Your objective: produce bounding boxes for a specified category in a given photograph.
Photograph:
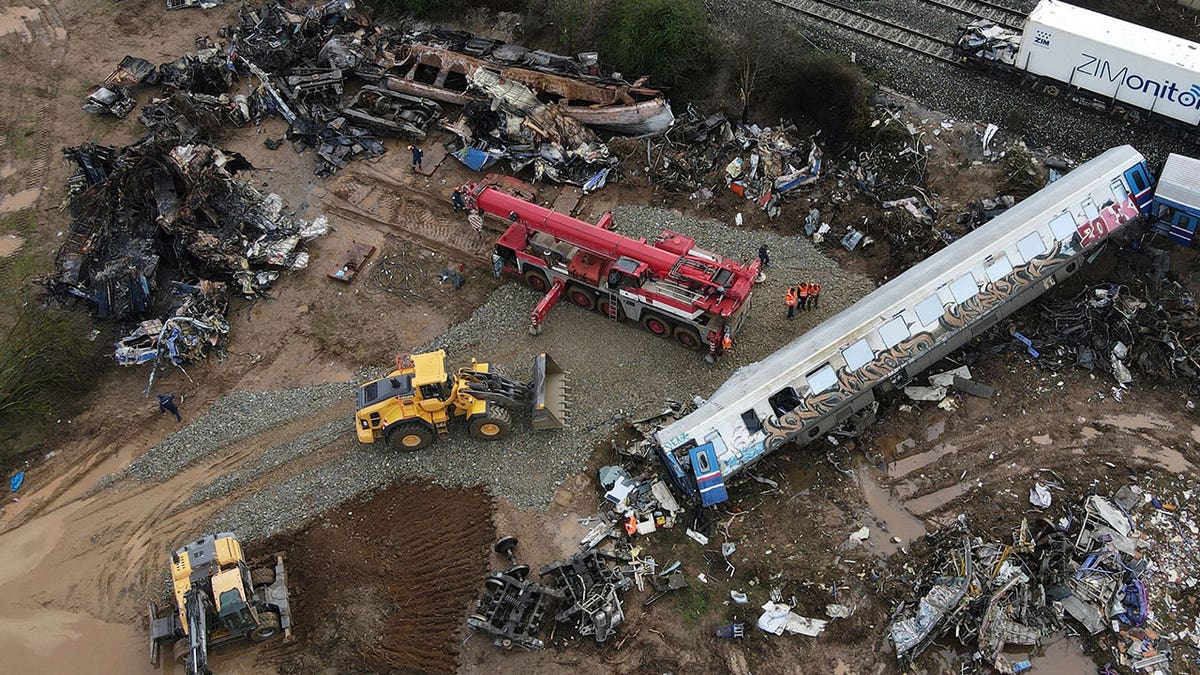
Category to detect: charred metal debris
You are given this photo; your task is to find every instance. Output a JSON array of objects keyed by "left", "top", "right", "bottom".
[
  {"left": 46, "top": 140, "right": 327, "bottom": 373},
  {"left": 82, "top": 1, "right": 674, "bottom": 185},
  {"left": 889, "top": 483, "right": 1199, "bottom": 673}
]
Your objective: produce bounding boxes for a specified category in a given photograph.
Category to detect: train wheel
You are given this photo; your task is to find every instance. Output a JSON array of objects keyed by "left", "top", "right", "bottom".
[
  {"left": 641, "top": 313, "right": 673, "bottom": 338},
  {"left": 567, "top": 286, "right": 596, "bottom": 310},
  {"left": 523, "top": 268, "right": 550, "bottom": 293},
  {"left": 673, "top": 325, "right": 703, "bottom": 351},
  {"left": 598, "top": 298, "right": 623, "bottom": 320}
]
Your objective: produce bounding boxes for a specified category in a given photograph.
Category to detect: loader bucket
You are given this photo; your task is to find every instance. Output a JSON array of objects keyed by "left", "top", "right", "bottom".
[{"left": 530, "top": 353, "right": 567, "bottom": 430}]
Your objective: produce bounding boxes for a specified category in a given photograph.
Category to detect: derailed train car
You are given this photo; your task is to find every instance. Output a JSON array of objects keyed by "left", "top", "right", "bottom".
[
  {"left": 958, "top": 0, "right": 1200, "bottom": 127},
  {"left": 655, "top": 145, "right": 1154, "bottom": 506}
]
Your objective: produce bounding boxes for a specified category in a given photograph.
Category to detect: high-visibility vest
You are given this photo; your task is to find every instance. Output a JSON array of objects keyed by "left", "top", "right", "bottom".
[
  {"left": 797, "top": 283, "right": 810, "bottom": 298},
  {"left": 722, "top": 335, "right": 733, "bottom": 350},
  {"left": 810, "top": 283, "right": 821, "bottom": 295},
  {"left": 785, "top": 290, "right": 797, "bottom": 307}
]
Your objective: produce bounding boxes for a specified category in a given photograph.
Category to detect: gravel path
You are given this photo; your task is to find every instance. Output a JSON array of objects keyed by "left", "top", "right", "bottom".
[
  {"left": 180, "top": 419, "right": 352, "bottom": 510},
  {"left": 103, "top": 383, "right": 351, "bottom": 486},
  {"left": 211, "top": 206, "right": 876, "bottom": 545},
  {"left": 711, "top": 0, "right": 1200, "bottom": 165}
]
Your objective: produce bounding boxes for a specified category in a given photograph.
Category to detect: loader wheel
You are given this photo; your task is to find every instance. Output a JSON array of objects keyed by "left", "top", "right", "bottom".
[
  {"left": 641, "top": 313, "right": 673, "bottom": 338},
  {"left": 173, "top": 638, "right": 189, "bottom": 664},
  {"left": 385, "top": 423, "right": 434, "bottom": 451},
  {"left": 469, "top": 406, "right": 512, "bottom": 441},
  {"left": 567, "top": 286, "right": 596, "bottom": 310},
  {"left": 673, "top": 324, "right": 703, "bottom": 351},
  {"left": 523, "top": 268, "right": 550, "bottom": 293},
  {"left": 250, "top": 612, "right": 281, "bottom": 642},
  {"left": 251, "top": 567, "right": 276, "bottom": 588}
]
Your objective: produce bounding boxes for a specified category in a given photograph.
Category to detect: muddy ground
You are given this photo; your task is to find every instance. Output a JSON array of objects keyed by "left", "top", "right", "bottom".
[{"left": 1, "top": 0, "right": 1199, "bottom": 674}]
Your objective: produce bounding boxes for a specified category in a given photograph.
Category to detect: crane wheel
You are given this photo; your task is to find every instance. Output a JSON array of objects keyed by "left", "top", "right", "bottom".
[
  {"left": 673, "top": 324, "right": 703, "bottom": 351},
  {"left": 567, "top": 286, "right": 596, "bottom": 310},
  {"left": 469, "top": 406, "right": 512, "bottom": 441},
  {"left": 251, "top": 567, "right": 276, "bottom": 588},
  {"left": 522, "top": 268, "right": 550, "bottom": 293},
  {"left": 250, "top": 612, "right": 281, "bottom": 642},
  {"left": 385, "top": 423, "right": 434, "bottom": 451},
  {"left": 640, "top": 313, "right": 673, "bottom": 338},
  {"left": 173, "top": 638, "right": 189, "bottom": 664},
  {"left": 598, "top": 298, "right": 623, "bottom": 320}
]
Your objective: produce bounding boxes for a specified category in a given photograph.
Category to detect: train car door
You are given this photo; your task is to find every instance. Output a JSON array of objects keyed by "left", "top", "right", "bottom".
[
  {"left": 1123, "top": 164, "right": 1154, "bottom": 212},
  {"left": 689, "top": 442, "right": 728, "bottom": 506}
]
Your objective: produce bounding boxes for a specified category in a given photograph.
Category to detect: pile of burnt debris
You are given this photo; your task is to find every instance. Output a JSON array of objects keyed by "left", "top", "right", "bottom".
[
  {"left": 983, "top": 243, "right": 1200, "bottom": 393},
  {"left": 889, "top": 483, "right": 1199, "bottom": 673},
  {"left": 44, "top": 140, "right": 326, "bottom": 373},
  {"left": 83, "top": 0, "right": 672, "bottom": 185}
]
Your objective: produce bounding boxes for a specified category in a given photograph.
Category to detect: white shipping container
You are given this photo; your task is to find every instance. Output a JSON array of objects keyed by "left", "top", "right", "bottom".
[{"left": 1013, "top": 0, "right": 1200, "bottom": 126}]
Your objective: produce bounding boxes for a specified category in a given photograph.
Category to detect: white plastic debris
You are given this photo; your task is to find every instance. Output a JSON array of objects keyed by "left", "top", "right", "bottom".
[
  {"left": 1030, "top": 482, "right": 1052, "bottom": 508},
  {"left": 731, "top": 590, "right": 749, "bottom": 604},
  {"left": 686, "top": 529, "right": 709, "bottom": 546},
  {"left": 848, "top": 526, "right": 870, "bottom": 544}
]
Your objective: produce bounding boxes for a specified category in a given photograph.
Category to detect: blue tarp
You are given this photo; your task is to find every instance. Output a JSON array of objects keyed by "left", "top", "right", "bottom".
[{"left": 10, "top": 471, "right": 25, "bottom": 493}]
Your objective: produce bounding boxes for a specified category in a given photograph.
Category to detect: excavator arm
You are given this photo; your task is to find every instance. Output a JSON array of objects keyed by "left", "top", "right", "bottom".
[{"left": 184, "top": 586, "right": 212, "bottom": 675}]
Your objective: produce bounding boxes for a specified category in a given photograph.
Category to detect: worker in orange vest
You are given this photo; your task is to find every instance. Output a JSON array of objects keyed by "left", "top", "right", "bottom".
[
  {"left": 722, "top": 332, "right": 733, "bottom": 354},
  {"left": 785, "top": 287, "right": 797, "bottom": 319},
  {"left": 796, "top": 282, "right": 810, "bottom": 311},
  {"left": 809, "top": 281, "right": 821, "bottom": 309}
]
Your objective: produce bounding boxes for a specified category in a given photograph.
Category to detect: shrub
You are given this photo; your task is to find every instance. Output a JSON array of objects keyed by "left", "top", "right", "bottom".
[
  {"left": 602, "top": 0, "right": 717, "bottom": 100},
  {"left": 781, "top": 54, "right": 873, "bottom": 149}
]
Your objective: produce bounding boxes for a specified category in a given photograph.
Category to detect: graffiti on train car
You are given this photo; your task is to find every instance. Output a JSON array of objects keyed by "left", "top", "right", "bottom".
[{"left": 761, "top": 239, "right": 1074, "bottom": 452}]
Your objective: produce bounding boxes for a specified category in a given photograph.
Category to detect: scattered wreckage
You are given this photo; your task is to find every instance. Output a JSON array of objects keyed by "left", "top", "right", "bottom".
[
  {"left": 890, "top": 485, "right": 1197, "bottom": 673},
  {"left": 44, "top": 139, "right": 326, "bottom": 375}
]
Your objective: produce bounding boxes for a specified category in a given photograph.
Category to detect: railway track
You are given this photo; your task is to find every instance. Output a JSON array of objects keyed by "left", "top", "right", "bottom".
[
  {"left": 769, "top": 0, "right": 959, "bottom": 64},
  {"left": 920, "top": 0, "right": 1026, "bottom": 30}
]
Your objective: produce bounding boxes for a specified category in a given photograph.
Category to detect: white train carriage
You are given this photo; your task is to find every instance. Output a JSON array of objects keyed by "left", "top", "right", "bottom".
[{"left": 655, "top": 146, "right": 1153, "bottom": 506}]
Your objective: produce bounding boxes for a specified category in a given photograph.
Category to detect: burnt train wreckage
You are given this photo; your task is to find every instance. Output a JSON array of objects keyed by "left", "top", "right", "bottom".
[{"left": 654, "top": 146, "right": 1155, "bottom": 505}]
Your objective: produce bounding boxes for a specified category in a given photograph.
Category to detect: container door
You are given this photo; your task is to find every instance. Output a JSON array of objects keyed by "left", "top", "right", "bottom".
[{"left": 689, "top": 442, "right": 728, "bottom": 506}]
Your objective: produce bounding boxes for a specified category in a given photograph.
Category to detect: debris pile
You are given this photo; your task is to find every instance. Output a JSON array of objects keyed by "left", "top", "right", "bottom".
[
  {"left": 889, "top": 485, "right": 1200, "bottom": 672},
  {"left": 987, "top": 272, "right": 1200, "bottom": 390},
  {"left": 956, "top": 20, "right": 1022, "bottom": 66},
  {"left": 46, "top": 139, "right": 326, "bottom": 370}
]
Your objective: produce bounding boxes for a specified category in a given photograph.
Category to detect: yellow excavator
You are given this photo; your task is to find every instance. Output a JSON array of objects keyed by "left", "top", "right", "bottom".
[
  {"left": 355, "top": 349, "right": 567, "bottom": 450},
  {"left": 148, "top": 533, "right": 291, "bottom": 675}
]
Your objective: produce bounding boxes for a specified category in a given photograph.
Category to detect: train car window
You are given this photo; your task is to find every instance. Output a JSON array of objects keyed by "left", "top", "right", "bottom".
[
  {"left": 1017, "top": 232, "right": 1046, "bottom": 261},
  {"left": 768, "top": 387, "right": 803, "bottom": 416},
  {"left": 915, "top": 295, "right": 944, "bottom": 326},
  {"left": 694, "top": 449, "right": 712, "bottom": 473},
  {"left": 949, "top": 273, "right": 979, "bottom": 304},
  {"left": 879, "top": 316, "right": 909, "bottom": 348},
  {"left": 1111, "top": 179, "right": 1129, "bottom": 203},
  {"left": 741, "top": 409, "right": 763, "bottom": 434},
  {"left": 1048, "top": 212, "right": 1078, "bottom": 242},
  {"left": 842, "top": 338, "right": 874, "bottom": 371},
  {"left": 1130, "top": 170, "right": 1148, "bottom": 194},
  {"left": 985, "top": 255, "right": 1013, "bottom": 282},
  {"left": 1082, "top": 199, "right": 1100, "bottom": 222},
  {"left": 805, "top": 364, "right": 838, "bottom": 394}
]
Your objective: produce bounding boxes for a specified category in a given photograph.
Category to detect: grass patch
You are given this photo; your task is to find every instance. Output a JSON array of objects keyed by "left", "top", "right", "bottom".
[{"left": 676, "top": 586, "right": 711, "bottom": 627}]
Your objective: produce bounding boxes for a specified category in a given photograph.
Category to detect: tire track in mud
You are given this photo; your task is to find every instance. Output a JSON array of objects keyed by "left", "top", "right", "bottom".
[
  {"left": 325, "top": 173, "right": 494, "bottom": 262},
  {"left": 265, "top": 482, "right": 494, "bottom": 674}
]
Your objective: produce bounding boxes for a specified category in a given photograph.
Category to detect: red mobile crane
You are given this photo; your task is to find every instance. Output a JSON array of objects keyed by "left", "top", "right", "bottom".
[{"left": 463, "top": 184, "right": 760, "bottom": 361}]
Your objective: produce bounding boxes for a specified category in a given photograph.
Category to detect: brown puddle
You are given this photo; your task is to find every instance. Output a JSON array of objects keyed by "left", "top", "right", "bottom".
[
  {"left": 879, "top": 436, "right": 917, "bottom": 462},
  {"left": 0, "top": 234, "right": 23, "bottom": 258},
  {"left": 1132, "top": 444, "right": 1192, "bottom": 473},
  {"left": 855, "top": 467, "right": 927, "bottom": 554},
  {"left": 0, "top": 188, "right": 39, "bottom": 213},
  {"left": 887, "top": 442, "right": 959, "bottom": 479},
  {"left": 904, "top": 482, "right": 974, "bottom": 516},
  {"left": 924, "top": 419, "right": 946, "bottom": 442},
  {"left": 1099, "top": 414, "right": 1167, "bottom": 431}
]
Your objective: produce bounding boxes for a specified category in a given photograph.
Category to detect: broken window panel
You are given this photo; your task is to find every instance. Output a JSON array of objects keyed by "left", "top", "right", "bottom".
[
  {"left": 879, "top": 316, "right": 909, "bottom": 348},
  {"left": 1110, "top": 178, "right": 1130, "bottom": 203},
  {"left": 1017, "top": 232, "right": 1046, "bottom": 261},
  {"left": 768, "top": 387, "right": 803, "bottom": 416},
  {"left": 915, "top": 295, "right": 944, "bottom": 326},
  {"left": 805, "top": 364, "right": 838, "bottom": 395},
  {"left": 949, "top": 273, "right": 979, "bottom": 304},
  {"left": 841, "top": 338, "right": 874, "bottom": 371},
  {"left": 740, "top": 409, "right": 763, "bottom": 434}
]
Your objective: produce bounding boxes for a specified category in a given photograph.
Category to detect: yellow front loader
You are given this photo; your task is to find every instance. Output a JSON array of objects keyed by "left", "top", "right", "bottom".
[{"left": 354, "top": 349, "right": 567, "bottom": 450}]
